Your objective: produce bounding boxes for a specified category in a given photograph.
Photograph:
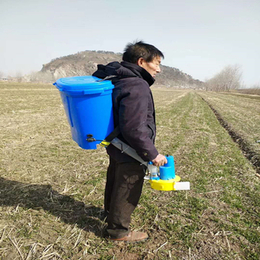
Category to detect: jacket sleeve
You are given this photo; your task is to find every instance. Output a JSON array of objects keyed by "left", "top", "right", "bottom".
[{"left": 118, "top": 80, "right": 158, "bottom": 161}]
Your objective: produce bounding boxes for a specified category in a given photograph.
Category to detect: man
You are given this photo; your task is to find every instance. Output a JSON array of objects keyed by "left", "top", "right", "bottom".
[{"left": 93, "top": 41, "right": 167, "bottom": 242}]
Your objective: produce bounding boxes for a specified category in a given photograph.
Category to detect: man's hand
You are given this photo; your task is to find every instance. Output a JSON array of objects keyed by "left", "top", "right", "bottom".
[{"left": 152, "top": 154, "right": 167, "bottom": 167}]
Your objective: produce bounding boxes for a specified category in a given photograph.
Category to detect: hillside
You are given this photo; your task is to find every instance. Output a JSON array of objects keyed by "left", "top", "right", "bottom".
[{"left": 28, "top": 50, "right": 204, "bottom": 88}]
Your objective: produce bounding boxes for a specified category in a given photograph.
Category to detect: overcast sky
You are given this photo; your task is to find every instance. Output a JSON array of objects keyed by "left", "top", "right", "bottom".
[{"left": 1, "top": 0, "right": 259, "bottom": 86}]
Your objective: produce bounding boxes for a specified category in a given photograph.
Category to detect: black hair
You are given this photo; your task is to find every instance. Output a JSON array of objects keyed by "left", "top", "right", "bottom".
[{"left": 122, "top": 41, "right": 164, "bottom": 64}]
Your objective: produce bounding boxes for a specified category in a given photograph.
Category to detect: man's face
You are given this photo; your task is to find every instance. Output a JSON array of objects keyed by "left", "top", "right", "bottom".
[{"left": 138, "top": 56, "right": 162, "bottom": 78}]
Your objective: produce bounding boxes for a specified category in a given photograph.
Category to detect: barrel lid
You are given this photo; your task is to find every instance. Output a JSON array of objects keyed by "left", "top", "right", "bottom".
[{"left": 54, "top": 76, "right": 114, "bottom": 94}]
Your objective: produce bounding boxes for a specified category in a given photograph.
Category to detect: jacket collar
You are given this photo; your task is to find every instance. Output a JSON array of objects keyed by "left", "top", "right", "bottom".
[{"left": 120, "top": 61, "right": 155, "bottom": 86}]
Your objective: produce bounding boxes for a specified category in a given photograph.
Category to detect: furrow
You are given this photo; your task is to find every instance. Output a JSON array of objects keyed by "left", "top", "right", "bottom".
[{"left": 200, "top": 96, "right": 260, "bottom": 174}]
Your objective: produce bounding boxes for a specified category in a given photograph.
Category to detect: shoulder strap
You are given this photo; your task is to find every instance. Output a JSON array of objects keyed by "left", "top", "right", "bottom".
[
  {"left": 98, "top": 76, "right": 119, "bottom": 146},
  {"left": 105, "top": 126, "right": 120, "bottom": 142},
  {"left": 96, "top": 75, "right": 117, "bottom": 82},
  {"left": 100, "top": 126, "right": 120, "bottom": 147}
]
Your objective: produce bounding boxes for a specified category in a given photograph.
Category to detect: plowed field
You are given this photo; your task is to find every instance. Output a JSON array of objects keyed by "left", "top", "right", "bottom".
[{"left": 0, "top": 82, "right": 259, "bottom": 259}]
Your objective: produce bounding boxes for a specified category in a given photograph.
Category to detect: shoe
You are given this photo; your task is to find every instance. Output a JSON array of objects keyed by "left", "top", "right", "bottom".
[{"left": 110, "top": 231, "right": 148, "bottom": 243}]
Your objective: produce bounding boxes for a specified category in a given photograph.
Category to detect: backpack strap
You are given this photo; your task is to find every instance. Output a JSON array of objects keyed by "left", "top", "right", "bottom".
[
  {"left": 100, "top": 126, "right": 120, "bottom": 147},
  {"left": 96, "top": 75, "right": 117, "bottom": 82},
  {"left": 98, "top": 75, "right": 119, "bottom": 147}
]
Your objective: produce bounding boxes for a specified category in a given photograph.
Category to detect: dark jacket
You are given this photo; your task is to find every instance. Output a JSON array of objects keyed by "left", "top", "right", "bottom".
[{"left": 93, "top": 61, "right": 158, "bottom": 162}]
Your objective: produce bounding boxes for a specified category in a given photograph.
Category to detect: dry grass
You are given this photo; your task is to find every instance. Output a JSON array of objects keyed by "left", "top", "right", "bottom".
[
  {"left": 236, "top": 88, "right": 260, "bottom": 96},
  {"left": 198, "top": 91, "right": 260, "bottom": 172},
  {"left": 0, "top": 82, "right": 259, "bottom": 259}
]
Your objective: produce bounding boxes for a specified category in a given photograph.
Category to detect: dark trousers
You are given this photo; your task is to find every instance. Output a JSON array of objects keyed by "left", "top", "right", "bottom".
[{"left": 104, "top": 157, "right": 146, "bottom": 238}]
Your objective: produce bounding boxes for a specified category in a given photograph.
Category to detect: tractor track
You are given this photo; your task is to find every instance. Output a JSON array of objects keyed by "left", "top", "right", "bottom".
[{"left": 200, "top": 96, "right": 260, "bottom": 174}]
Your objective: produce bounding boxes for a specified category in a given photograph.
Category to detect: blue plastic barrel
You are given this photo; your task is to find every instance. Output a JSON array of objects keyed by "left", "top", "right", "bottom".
[{"left": 54, "top": 76, "right": 114, "bottom": 149}]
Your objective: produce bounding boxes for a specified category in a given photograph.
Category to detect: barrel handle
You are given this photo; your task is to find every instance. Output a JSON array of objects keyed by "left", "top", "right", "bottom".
[{"left": 83, "top": 89, "right": 104, "bottom": 95}]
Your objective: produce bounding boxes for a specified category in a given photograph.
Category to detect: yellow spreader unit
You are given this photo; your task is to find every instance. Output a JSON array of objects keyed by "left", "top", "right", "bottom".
[
  {"left": 101, "top": 139, "right": 190, "bottom": 191},
  {"left": 149, "top": 175, "right": 181, "bottom": 191}
]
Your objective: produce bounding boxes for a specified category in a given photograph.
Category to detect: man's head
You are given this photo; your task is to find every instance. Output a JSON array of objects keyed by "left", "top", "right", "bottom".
[{"left": 122, "top": 41, "right": 164, "bottom": 77}]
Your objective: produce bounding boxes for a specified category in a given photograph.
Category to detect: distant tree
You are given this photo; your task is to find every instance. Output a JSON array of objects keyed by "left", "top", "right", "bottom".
[
  {"left": 29, "top": 71, "right": 54, "bottom": 83},
  {"left": 15, "top": 71, "right": 23, "bottom": 82},
  {"left": 0, "top": 71, "right": 4, "bottom": 79},
  {"left": 205, "top": 64, "right": 242, "bottom": 92},
  {"left": 251, "top": 83, "right": 260, "bottom": 89}
]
